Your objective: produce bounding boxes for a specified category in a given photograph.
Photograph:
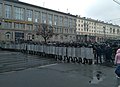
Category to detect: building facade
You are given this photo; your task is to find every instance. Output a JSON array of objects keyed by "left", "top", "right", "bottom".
[
  {"left": 0, "top": 0, "right": 77, "bottom": 43},
  {"left": 1, "top": 0, "right": 120, "bottom": 44},
  {"left": 76, "top": 16, "right": 120, "bottom": 43}
]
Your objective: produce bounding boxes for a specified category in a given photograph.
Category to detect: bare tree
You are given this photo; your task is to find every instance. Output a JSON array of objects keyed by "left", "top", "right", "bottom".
[{"left": 36, "top": 23, "right": 54, "bottom": 43}]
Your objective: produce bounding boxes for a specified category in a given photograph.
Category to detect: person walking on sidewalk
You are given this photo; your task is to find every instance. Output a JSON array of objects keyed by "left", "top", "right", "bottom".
[
  {"left": 114, "top": 48, "right": 120, "bottom": 78},
  {"left": 115, "top": 48, "right": 120, "bottom": 65}
]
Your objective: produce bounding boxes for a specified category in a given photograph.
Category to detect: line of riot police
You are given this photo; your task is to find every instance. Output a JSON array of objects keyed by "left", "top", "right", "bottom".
[{"left": 0, "top": 41, "right": 94, "bottom": 65}]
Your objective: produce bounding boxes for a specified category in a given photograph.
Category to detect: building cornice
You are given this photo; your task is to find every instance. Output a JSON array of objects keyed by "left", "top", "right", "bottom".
[{"left": 2, "top": 0, "right": 77, "bottom": 18}]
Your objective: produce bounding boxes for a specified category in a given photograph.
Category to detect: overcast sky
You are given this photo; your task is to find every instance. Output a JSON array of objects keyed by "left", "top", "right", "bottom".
[{"left": 19, "top": 0, "right": 120, "bottom": 25}]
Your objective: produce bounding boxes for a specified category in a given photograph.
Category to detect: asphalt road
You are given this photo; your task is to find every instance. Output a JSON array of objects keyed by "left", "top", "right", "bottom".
[
  {"left": 0, "top": 50, "right": 57, "bottom": 73},
  {"left": 0, "top": 50, "right": 119, "bottom": 87}
]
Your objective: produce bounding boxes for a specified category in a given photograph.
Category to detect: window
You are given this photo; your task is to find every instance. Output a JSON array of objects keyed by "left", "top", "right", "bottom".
[
  {"left": 64, "top": 17, "right": 68, "bottom": 27},
  {"left": 15, "top": 7, "right": 25, "bottom": 20},
  {"left": 42, "top": 12, "right": 47, "bottom": 23},
  {"left": 27, "top": 24, "right": 33, "bottom": 30},
  {"left": 73, "top": 19, "right": 76, "bottom": 28},
  {"left": 69, "top": 18, "right": 72, "bottom": 28},
  {"left": 14, "top": 7, "right": 24, "bottom": 20},
  {"left": 4, "top": 22, "right": 12, "bottom": 28},
  {"left": 113, "top": 29, "right": 115, "bottom": 34},
  {"left": 56, "top": 28, "right": 59, "bottom": 33},
  {"left": 34, "top": 11, "right": 39, "bottom": 22},
  {"left": 5, "top": 32, "right": 11, "bottom": 39},
  {"left": 110, "top": 28, "right": 112, "bottom": 33},
  {"left": 54, "top": 27, "right": 58, "bottom": 33},
  {"left": 27, "top": 33, "right": 33, "bottom": 40},
  {"left": 14, "top": 23, "right": 25, "bottom": 29},
  {"left": 65, "top": 28, "right": 68, "bottom": 33},
  {"left": 26, "top": 9, "right": 33, "bottom": 21},
  {"left": 48, "top": 14, "right": 53, "bottom": 25},
  {"left": 59, "top": 16, "right": 63, "bottom": 26},
  {"left": 117, "top": 29, "right": 119, "bottom": 34},
  {"left": 54, "top": 15, "right": 58, "bottom": 25},
  {"left": 84, "top": 22, "right": 89, "bottom": 31},
  {"left": 15, "top": 32, "right": 24, "bottom": 41},
  {"left": 5, "top": 5, "right": 12, "bottom": 19},
  {"left": 59, "top": 27, "right": 62, "bottom": 33}
]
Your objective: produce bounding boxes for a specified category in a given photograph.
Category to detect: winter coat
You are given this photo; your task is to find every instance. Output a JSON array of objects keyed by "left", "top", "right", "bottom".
[{"left": 115, "top": 48, "right": 120, "bottom": 64}]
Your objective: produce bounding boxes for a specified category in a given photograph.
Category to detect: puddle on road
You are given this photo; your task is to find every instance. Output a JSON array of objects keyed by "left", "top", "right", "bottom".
[{"left": 89, "top": 71, "right": 105, "bottom": 84}]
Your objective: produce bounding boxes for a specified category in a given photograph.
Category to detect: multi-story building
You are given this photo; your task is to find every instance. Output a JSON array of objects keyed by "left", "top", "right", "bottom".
[
  {"left": 1, "top": 0, "right": 120, "bottom": 44},
  {"left": 0, "top": 0, "right": 77, "bottom": 43},
  {"left": 76, "top": 16, "right": 120, "bottom": 42}
]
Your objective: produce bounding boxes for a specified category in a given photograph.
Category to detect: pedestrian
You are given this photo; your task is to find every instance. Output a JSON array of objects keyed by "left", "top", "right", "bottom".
[
  {"left": 93, "top": 45, "right": 97, "bottom": 60},
  {"left": 105, "top": 45, "right": 112, "bottom": 62},
  {"left": 114, "top": 48, "right": 120, "bottom": 78},
  {"left": 101, "top": 44, "right": 106, "bottom": 62},
  {"left": 96, "top": 45, "right": 102, "bottom": 64}
]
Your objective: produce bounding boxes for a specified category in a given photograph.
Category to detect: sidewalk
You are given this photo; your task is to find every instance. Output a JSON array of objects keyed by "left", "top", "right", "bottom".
[{"left": 0, "top": 63, "right": 118, "bottom": 87}]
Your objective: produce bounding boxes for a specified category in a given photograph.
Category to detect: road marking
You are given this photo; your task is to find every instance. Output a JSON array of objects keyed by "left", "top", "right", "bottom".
[{"left": 38, "top": 63, "right": 58, "bottom": 68}]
